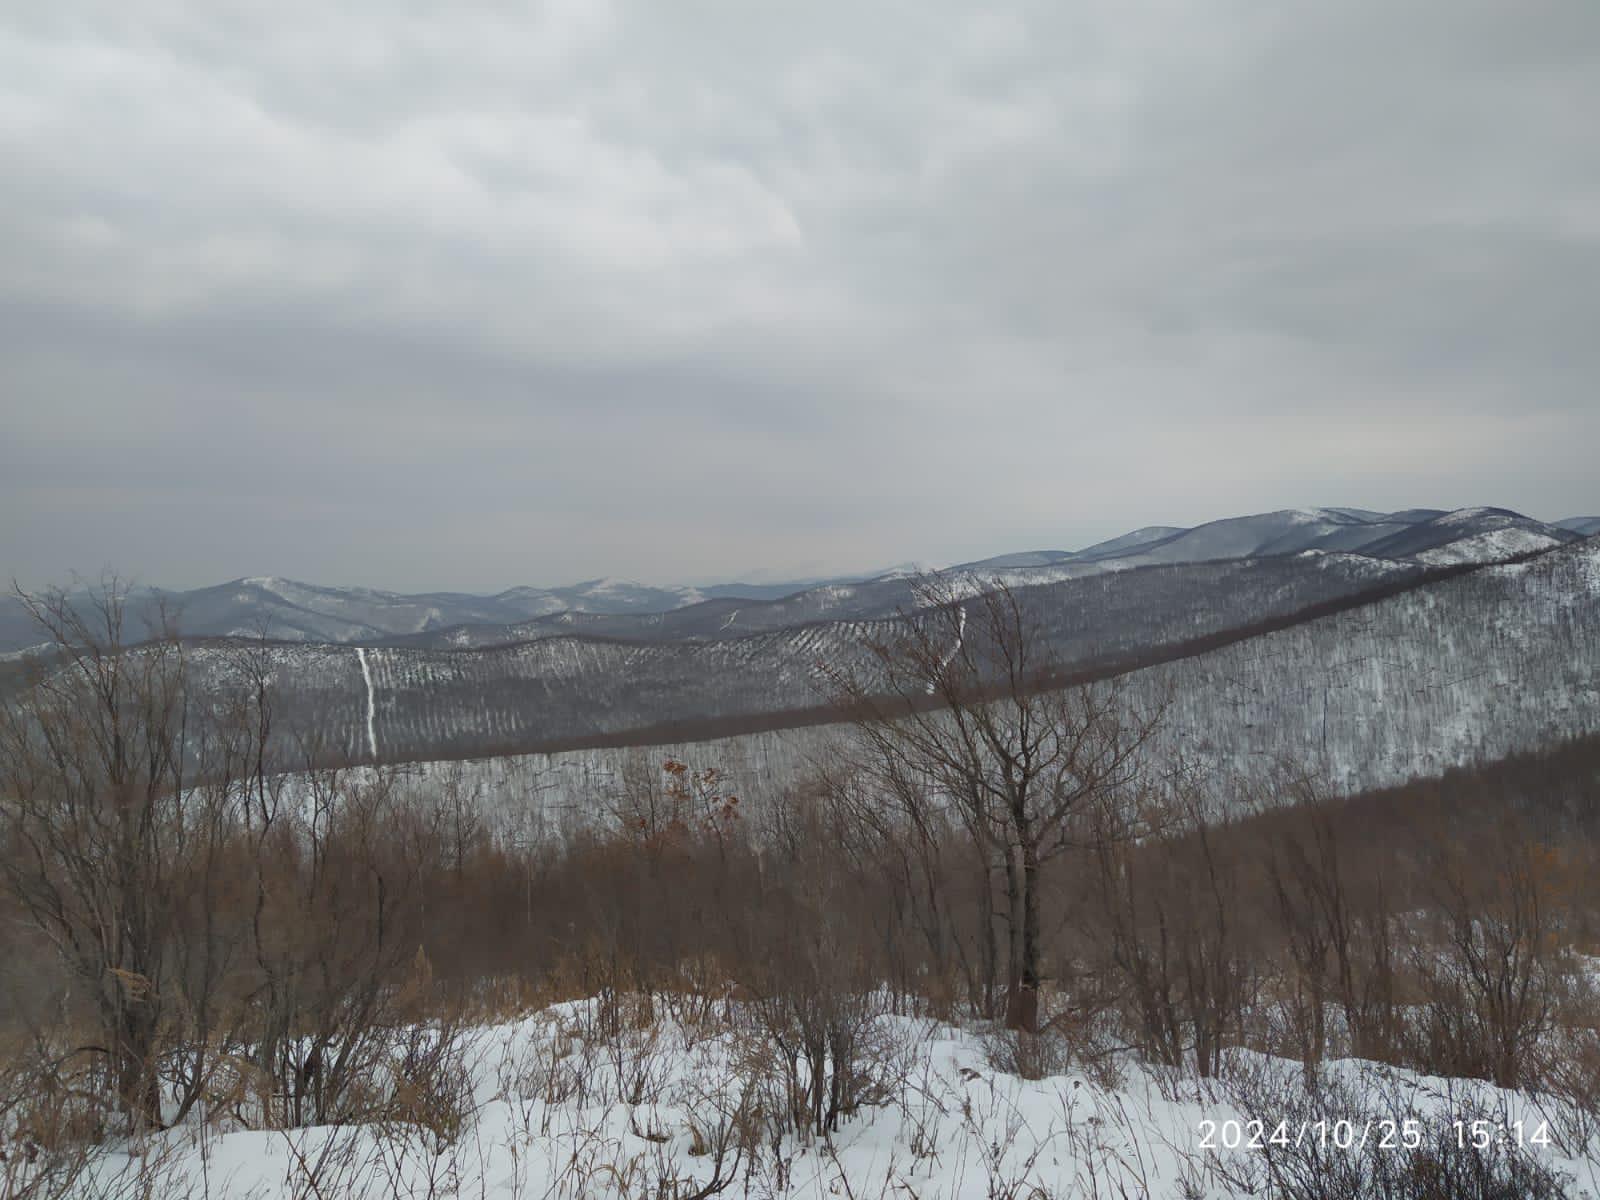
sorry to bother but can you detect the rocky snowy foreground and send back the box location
[46,998,1600,1199]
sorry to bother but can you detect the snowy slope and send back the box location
[371,537,1600,823]
[1358,507,1572,560]
[1131,508,1383,561]
[386,506,1561,651]
[1413,526,1565,566]
[195,552,1432,767]
[54,1003,1599,1200]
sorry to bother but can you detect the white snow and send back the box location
[927,604,967,693]
[1415,527,1561,566]
[357,646,379,761]
[51,1001,1599,1199]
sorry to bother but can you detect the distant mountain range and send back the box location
[4,504,1595,796]
[0,572,872,655]
[383,533,1600,821]
[3,505,1591,655]
[955,506,1580,570]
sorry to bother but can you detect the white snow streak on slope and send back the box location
[927,604,967,693]
[357,647,379,760]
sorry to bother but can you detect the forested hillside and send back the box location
[365,539,1600,824]
[184,551,1435,765]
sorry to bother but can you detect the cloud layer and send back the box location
[4,1,1597,589]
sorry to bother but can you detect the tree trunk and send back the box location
[1001,842,1026,1029]
[114,998,163,1131]
[979,855,998,1019]
[1012,837,1041,1034]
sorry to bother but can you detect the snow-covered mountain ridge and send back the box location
[8,510,1594,806]
[370,535,1600,821]
[157,532,1589,786]
[2,505,1584,654]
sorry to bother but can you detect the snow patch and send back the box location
[56,1002,1599,1199]
[356,646,379,761]
[1415,528,1560,566]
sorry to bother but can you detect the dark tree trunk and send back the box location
[114,999,163,1131]
[1001,842,1026,1029]
[1014,837,1041,1034]
[979,855,999,1020]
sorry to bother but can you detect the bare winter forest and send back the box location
[10,0,1600,1191]
[2,572,1598,1198]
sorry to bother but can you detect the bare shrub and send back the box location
[495,1013,585,1117]
[1262,800,1401,1068]
[745,983,907,1141]
[946,1072,1064,1200]
[1218,1060,1572,1200]
[981,1026,1072,1082]
[381,1020,477,1152]
[0,581,231,1131]
[1533,984,1600,1173]
[1086,789,1256,1079]
[1408,837,1569,1088]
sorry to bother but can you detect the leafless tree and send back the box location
[0,579,204,1129]
[825,577,1163,1031]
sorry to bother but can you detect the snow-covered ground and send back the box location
[43,999,1600,1199]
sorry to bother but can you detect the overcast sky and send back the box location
[3,1,1597,592]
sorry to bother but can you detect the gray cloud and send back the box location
[3,0,1597,591]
